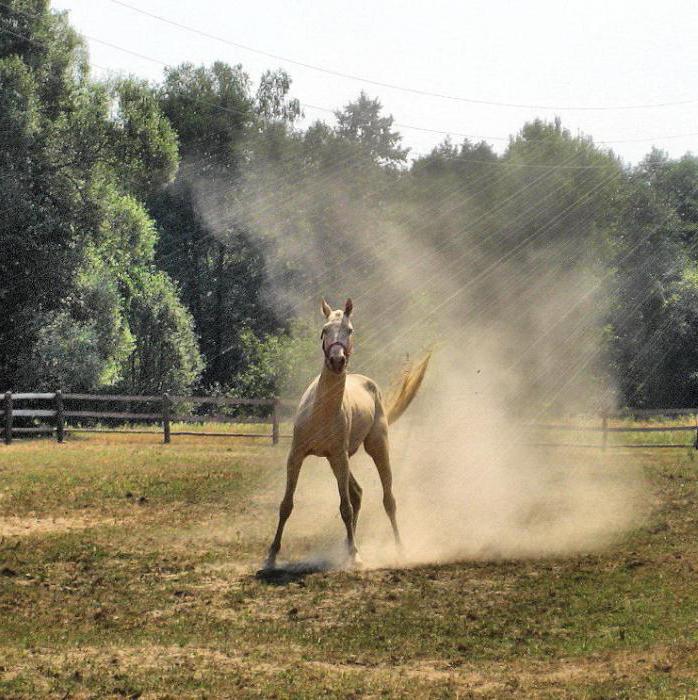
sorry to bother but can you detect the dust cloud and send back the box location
[278,348,646,569]
[188,148,649,568]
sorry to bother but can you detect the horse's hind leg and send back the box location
[364,429,402,550]
[348,472,363,531]
[328,452,360,564]
[265,446,304,569]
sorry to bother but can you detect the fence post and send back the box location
[601,410,608,451]
[272,398,280,445]
[162,393,171,444]
[55,390,64,443]
[4,392,12,445]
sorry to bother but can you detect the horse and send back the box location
[264,297,430,569]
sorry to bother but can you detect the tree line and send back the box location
[2,0,698,409]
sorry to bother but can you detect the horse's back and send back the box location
[345,372,379,399]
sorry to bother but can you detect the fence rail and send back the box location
[1,391,285,445]
[527,409,698,450]
[3,390,698,450]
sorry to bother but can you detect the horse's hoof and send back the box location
[349,552,364,569]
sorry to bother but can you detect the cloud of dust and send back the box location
[363,349,646,566]
[186,148,648,568]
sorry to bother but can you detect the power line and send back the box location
[106,0,698,113]
[4,3,697,150]
[0,19,645,168]
[60,26,698,146]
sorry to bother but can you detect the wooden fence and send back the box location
[2,392,698,449]
[530,408,698,450]
[0,391,291,445]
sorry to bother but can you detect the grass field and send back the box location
[1,428,698,698]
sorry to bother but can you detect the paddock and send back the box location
[1,429,697,697]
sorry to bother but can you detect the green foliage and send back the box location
[96,187,158,273]
[0,54,40,143]
[256,69,301,124]
[120,271,203,394]
[106,77,180,198]
[150,63,302,389]
[334,90,409,166]
[71,255,134,385]
[641,150,698,255]
[158,61,255,165]
[0,1,87,115]
[29,311,115,391]
[0,1,197,395]
[150,184,276,387]
[227,323,318,400]
[24,254,133,391]
[607,164,686,407]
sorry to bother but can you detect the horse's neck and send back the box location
[313,366,347,418]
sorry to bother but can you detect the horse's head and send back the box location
[320,297,354,374]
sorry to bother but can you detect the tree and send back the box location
[150,63,302,389]
[121,271,203,394]
[158,61,255,168]
[640,150,698,255]
[27,255,133,391]
[226,323,318,400]
[256,69,301,125]
[0,1,198,394]
[334,91,409,167]
[606,165,686,407]
[106,77,179,199]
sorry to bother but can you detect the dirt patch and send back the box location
[2,643,694,697]
[0,515,117,538]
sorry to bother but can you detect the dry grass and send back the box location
[1,431,698,697]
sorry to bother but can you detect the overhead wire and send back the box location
[106,0,698,113]
[6,2,698,150]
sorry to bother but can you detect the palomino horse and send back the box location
[265,298,430,568]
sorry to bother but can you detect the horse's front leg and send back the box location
[328,451,361,566]
[265,446,305,569]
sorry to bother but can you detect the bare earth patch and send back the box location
[1,643,695,697]
[0,514,117,538]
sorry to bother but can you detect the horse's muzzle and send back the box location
[327,354,347,373]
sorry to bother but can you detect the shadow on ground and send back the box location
[255,552,348,585]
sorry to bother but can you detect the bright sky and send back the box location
[50,0,698,164]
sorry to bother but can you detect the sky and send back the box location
[50,0,698,165]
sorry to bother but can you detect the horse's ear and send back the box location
[321,298,332,318]
[344,298,353,317]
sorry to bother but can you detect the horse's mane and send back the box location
[385,352,431,425]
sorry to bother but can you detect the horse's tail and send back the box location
[385,352,431,425]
